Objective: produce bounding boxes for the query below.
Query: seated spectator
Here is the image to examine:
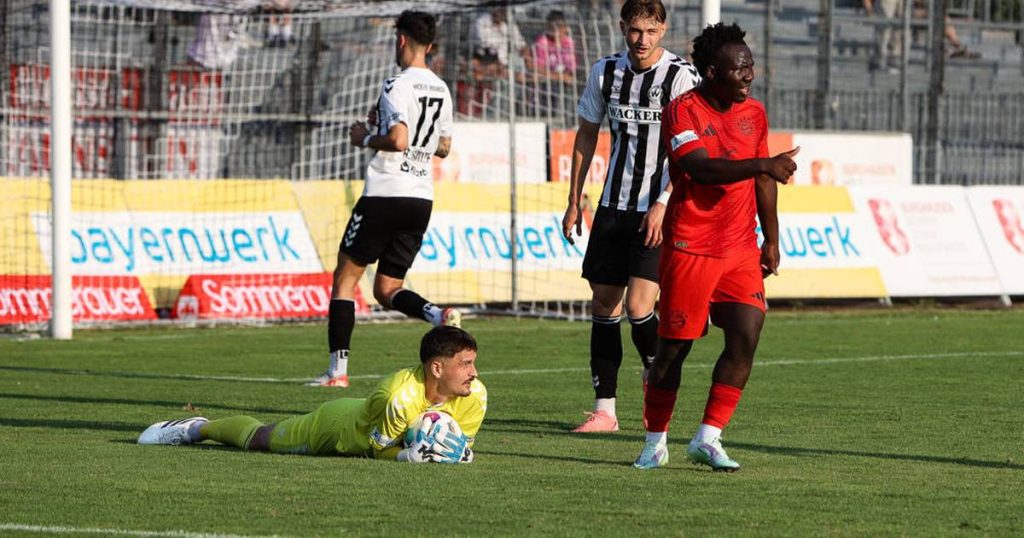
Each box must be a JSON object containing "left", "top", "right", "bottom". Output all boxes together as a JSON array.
[
  {"left": 941, "top": 18, "right": 981, "bottom": 58},
  {"left": 531, "top": 11, "right": 577, "bottom": 83},
  {"left": 864, "top": 0, "right": 979, "bottom": 71},
  {"left": 911, "top": 0, "right": 981, "bottom": 59}
]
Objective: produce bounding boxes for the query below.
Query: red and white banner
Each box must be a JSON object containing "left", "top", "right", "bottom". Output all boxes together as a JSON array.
[
  {"left": 166, "top": 70, "right": 224, "bottom": 124},
  {"left": 4, "top": 121, "right": 116, "bottom": 178},
  {"left": 162, "top": 124, "right": 223, "bottom": 178},
  {"left": 0, "top": 275, "right": 156, "bottom": 325},
  {"left": 173, "top": 273, "right": 369, "bottom": 320},
  {"left": 5, "top": 64, "right": 143, "bottom": 177},
  {"left": 849, "top": 186, "right": 1002, "bottom": 296},
  {"left": 966, "top": 186, "right": 1024, "bottom": 294},
  {"left": 8, "top": 64, "right": 142, "bottom": 116}
]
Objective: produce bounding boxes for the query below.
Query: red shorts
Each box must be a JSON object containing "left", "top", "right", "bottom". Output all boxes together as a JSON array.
[{"left": 658, "top": 246, "right": 767, "bottom": 340}]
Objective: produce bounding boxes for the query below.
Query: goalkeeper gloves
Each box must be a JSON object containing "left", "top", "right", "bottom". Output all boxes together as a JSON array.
[
  {"left": 397, "top": 426, "right": 472, "bottom": 464},
  {"left": 429, "top": 429, "right": 469, "bottom": 464}
]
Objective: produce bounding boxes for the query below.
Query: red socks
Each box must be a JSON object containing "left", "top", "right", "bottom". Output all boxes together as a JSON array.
[
  {"left": 644, "top": 383, "right": 744, "bottom": 432},
  {"left": 701, "top": 382, "right": 743, "bottom": 429},
  {"left": 642, "top": 386, "right": 678, "bottom": 432}
]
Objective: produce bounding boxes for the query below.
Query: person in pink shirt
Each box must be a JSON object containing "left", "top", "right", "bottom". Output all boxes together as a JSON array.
[{"left": 532, "top": 11, "right": 576, "bottom": 82}]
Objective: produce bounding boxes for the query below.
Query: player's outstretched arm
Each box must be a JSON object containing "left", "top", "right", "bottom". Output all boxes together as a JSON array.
[
  {"left": 755, "top": 174, "right": 781, "bottom": 277},
  {"left": 679, "top": 147, "right": 798, "bottom": 186},
  {"left": 563, "top": 118, "right": 601, "bottom": 244}
]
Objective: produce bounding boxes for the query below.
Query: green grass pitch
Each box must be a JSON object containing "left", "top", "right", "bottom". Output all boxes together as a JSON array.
[{"left": 1, "top": 309, "right": 1022, "bottom": 536}]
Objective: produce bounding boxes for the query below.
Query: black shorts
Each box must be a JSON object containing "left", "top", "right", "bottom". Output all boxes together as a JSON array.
[
  {"left": 338, "top": 196, "right": 432, "bottom": 280},
  {"left": 581, "top": 206, "right": 661, "bottom": 286}
]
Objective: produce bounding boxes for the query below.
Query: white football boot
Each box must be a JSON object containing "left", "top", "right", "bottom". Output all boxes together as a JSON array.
[
  {"left": 687, "top": 435, "right": 741, "bottom": 472},
  {"left": 137, "top": 417, "right": 208, "bottom": 445}
]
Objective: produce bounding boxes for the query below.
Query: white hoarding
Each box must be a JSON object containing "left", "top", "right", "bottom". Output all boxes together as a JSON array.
[
  {"left": 966, "top": 186, "right": 1024, "bottom": 294},
  {"left": 849, "top": 186, "right": 1002, "bottom": 296},
  {"left": 435, "top": 122, "right": 548, "bottom": 184},
  {"left": 787, "top": 131, "right": 913, "bottom": 187}
]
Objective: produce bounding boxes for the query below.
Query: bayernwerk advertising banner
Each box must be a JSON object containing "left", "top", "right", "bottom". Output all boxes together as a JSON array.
[
  {"left": 849, "top": 186, "right": 1002, "bottom": 297},
  {"left": 2, "top": 178, "right": 329, "bottom": 314},
  {"left": 763, "top": 186, "right": 887, "bottom": 299},
  {"left": 966, "top": 186, "right": 1024, "bottom": 294},
  {"left": 31, "top": 211, "right": 323, "bottom": 276}
]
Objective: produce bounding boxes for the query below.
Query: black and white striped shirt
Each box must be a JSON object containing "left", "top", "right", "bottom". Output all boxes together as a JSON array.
[{"left": 577, "top": 49, "right": 700, "bottom": 212}]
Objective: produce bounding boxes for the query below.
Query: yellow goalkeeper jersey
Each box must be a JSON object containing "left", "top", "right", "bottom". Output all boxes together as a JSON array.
[{"left": 329, "top": 364, "right": 485, "bottom": 457}]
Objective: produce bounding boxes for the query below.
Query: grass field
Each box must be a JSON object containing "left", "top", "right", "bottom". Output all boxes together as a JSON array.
[{"left": 1, "top": 309, "right": 1022, "bottom": 537}]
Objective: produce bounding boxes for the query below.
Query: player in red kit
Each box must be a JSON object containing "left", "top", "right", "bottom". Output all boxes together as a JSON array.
[{"left": 632, "top": 22, "right": 799, "bottom": 471}]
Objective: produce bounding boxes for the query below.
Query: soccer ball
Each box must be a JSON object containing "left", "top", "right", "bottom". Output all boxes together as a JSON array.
[{"left": 404, "top": 411, "right": 463, "bottom": 448}]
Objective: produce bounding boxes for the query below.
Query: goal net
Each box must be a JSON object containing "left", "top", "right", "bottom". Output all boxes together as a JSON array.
[{"left": 0, "top": 0, "right": 703, "bottom": 328}]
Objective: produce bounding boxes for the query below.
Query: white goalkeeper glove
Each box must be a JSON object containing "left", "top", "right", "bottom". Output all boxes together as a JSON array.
[
  {"left": 397, "top": 418, "right": 441, "bottom": 463},
  {"left": 397, "top": 423, "right": 473, "bottom": 464},
  {"left": 396, "top": 442, "right": 437, "bottom": 463},
  {"left": 429, "top": 429, "right": 470, "bottom": 464}
]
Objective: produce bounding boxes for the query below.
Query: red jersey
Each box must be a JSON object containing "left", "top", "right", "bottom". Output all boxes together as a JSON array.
[{"left": 660, "top": 91, "right": 769, "bottom": 257}]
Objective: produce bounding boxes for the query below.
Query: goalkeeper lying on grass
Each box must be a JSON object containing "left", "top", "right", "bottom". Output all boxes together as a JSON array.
[{"left": 138, "top": 326, "right": 486, "bottom": 463}]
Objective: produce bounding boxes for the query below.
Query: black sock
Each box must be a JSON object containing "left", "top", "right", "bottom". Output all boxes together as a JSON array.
[
  {"left": 390, "top": 289, "right": 431, "bottom": 322},
  {"left": 327, "top": 299, "right": 355, "bottom": 354},
  {"left": 629, "top": 311, "right": 659, "bottom": 370},
  {"left": 591, "top": 314, "right": 623, "bottom": 399}
]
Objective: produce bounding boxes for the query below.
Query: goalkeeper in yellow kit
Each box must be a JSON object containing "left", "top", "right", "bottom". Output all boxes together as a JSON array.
[{"left": 138, "top": 326, "right": 486, "bottom": 463}]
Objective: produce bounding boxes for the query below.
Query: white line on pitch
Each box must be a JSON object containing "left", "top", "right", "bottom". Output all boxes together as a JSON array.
[
  {"left": 0, "top": 523, "right": 282, "bottom": 538},
  {"left": 36, "top": 350, "right": 1017, "bottom": 385}
]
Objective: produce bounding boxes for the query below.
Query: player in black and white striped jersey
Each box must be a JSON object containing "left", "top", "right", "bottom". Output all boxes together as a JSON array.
[
  {"left": 307, "top": 11, "right": 458, "bottom": 389},
  {"left": 562, "top": 0, "right": 700, "bottom": 432}
]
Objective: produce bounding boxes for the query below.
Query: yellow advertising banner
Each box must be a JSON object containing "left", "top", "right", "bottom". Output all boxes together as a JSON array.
[
  {"left": 767, "top": 186, "right": 887, "bottom": 298},
  {"left": 2, "top": 177, "right": 886, "bottom": 309}
]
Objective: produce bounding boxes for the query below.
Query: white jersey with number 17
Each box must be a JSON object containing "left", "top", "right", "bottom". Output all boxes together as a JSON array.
[{"left": 365, "top": 66, "right": 453, "bottom": 201}]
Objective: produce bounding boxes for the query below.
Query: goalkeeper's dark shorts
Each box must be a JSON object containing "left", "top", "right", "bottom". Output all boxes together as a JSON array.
[{"left": 338, "top": 196, "right": 432, "bottom": 280}]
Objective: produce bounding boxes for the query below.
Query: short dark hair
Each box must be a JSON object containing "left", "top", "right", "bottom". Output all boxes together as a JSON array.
[
  {"left": 547, "top": 10, "right": 566, "bottom": 24},
  {"left": 395, "top": 10, "right": 436, "bottom": 47},
  {"left": 420, "top": 326, "right": 477, "bottom": 363},
  {"left": 621, "top": 0, "right": 667, "bottom": 25},
  {"left": 691, "top": 22, "right": 747, "bottom": 76}
]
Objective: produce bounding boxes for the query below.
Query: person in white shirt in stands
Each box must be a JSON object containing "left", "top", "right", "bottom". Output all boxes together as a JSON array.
[{"left": 470, "top": 8, "right": 531, "bottom": 80}]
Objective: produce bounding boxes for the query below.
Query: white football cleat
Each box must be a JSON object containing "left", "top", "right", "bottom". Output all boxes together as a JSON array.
[
  {"left": 138, "top": 417, "right": 208, "bottom": 445},
  {"left": 687, "top": 436, "right": 741, "bottom": 472},
  {"left": 632, "top": 440, "right": 669, "bottom": 469},
  {"left": 305, "top": 370, "right": 350, "bottom": 388}
]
